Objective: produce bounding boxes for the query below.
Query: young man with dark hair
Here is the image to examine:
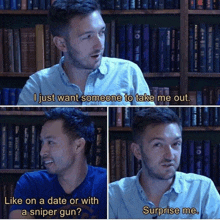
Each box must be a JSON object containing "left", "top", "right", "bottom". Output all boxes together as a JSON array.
[
  {"left": 18, "top": 0, "right": 153, "bottom": 105},
  {"left": 109, "top": 107, "right": 220, "bottom": 219},
  {"left": 10, "top": 108, "right": 107, "bottom": 219}
]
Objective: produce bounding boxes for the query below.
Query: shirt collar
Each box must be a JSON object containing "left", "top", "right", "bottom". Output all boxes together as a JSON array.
[{"left": 97, "top": 57, "right": 108, "bottom": 75}]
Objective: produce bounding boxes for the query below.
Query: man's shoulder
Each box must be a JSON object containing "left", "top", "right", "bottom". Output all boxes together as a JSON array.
[
  {"left": 109, "top": 176, "right": 136, "bottom": 193},
  {"left": 101, "top": 57, "right": 137, "bottom": 67}
]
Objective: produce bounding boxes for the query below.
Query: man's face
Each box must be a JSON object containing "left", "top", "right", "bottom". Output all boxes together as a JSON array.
[
  {"left": 139, "top": 123, "right": 182, "bottom": 180},
  {"left": 64, "top": 10, "right": 105, "bottom": 71},
  {"left": 40, "top": 119, "right": 77, "bottom": 176}
]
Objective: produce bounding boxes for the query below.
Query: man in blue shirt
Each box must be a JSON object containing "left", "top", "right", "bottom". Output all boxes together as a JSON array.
[
  {"left": 109, "top": 107, "right": 220, "bottom": 219},
  {"left": 10, "top": 108, "right": 107, "bottom": 219},
  {"left": 18, "top": 0, "right": 154, "bottom": 105}
]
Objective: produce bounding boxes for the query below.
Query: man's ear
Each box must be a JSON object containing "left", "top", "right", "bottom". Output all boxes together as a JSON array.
[
  {"left": 53, "top": 36, "right": 68, "bottom": 53},
  {"left": 131, "top": 142, "right": 142, "bottom": 161},
  {"left": 74, "top": 138, "right": 86, "bottom": 154}
]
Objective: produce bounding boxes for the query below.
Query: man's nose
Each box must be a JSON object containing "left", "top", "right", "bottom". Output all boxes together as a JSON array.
[
  {"left": 93, "top": 34, "right": 104, "bottom": 50},
  {"left": 40, "top": 142, "right": 49, "bottom": 158},
  {"left": 164, "top": 144, "right": 175, "bottom": 160}
]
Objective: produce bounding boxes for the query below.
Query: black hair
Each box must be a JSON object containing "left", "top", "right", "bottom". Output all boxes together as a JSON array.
[
  {"left": 48, "top": 0, "right": 101, "bottom": 37},
  {"left": 44, "top": 107, "right": 95, "bottom": 156},
  {"left": 132, "top": 107, "right": 182, "bottom": 144}
]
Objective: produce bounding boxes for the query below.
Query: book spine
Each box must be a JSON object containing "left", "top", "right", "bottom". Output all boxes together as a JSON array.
[
  {"left": 106, "top": 0, "right": 114, "bottom": 9},
  {"left": 202, "top": 107, "right": 209, "bottom": 126},
  {"left": 207, "top": 25, "right": 214, "bottom": 73},
  {"left": 13, "top": 29, "right": 22, "bottom": 73},
  {"left": 7, "top": 124, "right": 14, "bottom": 169},
  {"left": 170, "top": 28, "right": 176, "bottom": 72},
  {"left": 28, "top": 27, "right": 36, "bottom": 72},
  {"left": 196, "top": 0, "right": 204, "bottom": 9},
  {"left": 133, "top": 24, "right": 142, "bottom": 67},
  {"left": 1, "top": 124, "right": 7, "bottom": 169},
  {"left": 150, "top": 28, "right": 158, "bottom": 72},
  {"left": 2, "top": 88, "right": 10, "bottom": 105},
  {"left": 211, "top": 144, "right": 218, "bottom": 184},
  {"left": 0, "top": 0, "right": 4, "bottom": 9},
  {"left": 0, "top": 29, "right": 3, "bottom": 72},
  {"left": 141, "top": 0, "right": 148, "bottom": 9},
  {"left": 191, "top": 107, "right": 197, "bottom": 126},
  {"left": 206, "top": 0, "right": 213, "bottom": 9},
  {"left": 158, "top": 27, "right": 167, "bottom": 72},
  {"left": 95, "top": 127, "right": 103, "bottom": 167},
  {"left": 14, "top": 125, "right": 21, "bottom": 169},
  {"left": 154, "top": 0, "right": 159, "bottom": 9},
  {"left": 165, "top": 0, "right": 172, "bottom": 9},
  {"left": 183, "top": 107, "right": 191, "bottom": 127},
  {"left": 195, "top": 141, "right": 203, "bottom": 175},
  {"left": 121, "top": 139, "right": 127, "bottom": 178},
  {"left": 8, "top": 29, "right": 15, "bottom": 72},
  {"left": 126, "top": 24, "right": 133, "bottom": 62},
  {"left": 116, "top": 107, "right": 123, "bottom": 127},
  {"left": 189, "top": 0, "right": 196, "bottom": 9},
  {"left": 199, "top": 23, "right": 207, "bottom": 72},
  {"left": 124, "top": 107, "right": 131, "bottom": 127},
  {"left": 21, "top": 0, "right": 27, "bottom": 10},
  {"left": 20, "top": 28, "right": 29, "bottom": 72},
  {"left": 115, "top": 0, "right": 121, "bottom": 9},
  {"left": 32, "top": 0, "right": 39, "bottom": 9},
  {"left": 110, "top": 20, "right": 116, "bottom": 57},
  {"left": 136, "top": 0, "right": 141, "bottom": 9},
  {"left": 3, "top": 29, "right": 10, "bottom": 72},
  {"left": 115, "top": 139, "right": 121, "bottom": 180},
  {"left": 35, "top": 126, "right": 40, "bottom": 169},
  {"left": 194, "top": 24, "right": 198, "bottom": 72},
  {"left": 30, "top": 125, "right": 36, "bottom": 169},
  {"left": 165, "top": 28, "right": 171, "bottom": 72},
  {"left": 110, "top": 140, "right": 116, "bottom": 182},
  {"left": 11, "top": 0, "right": 17, "bottom": 9},
  {"left": 176, "top": 30, "right": 180, "bottom": 72},
  {"left": 5, "top": 0, "right": 10, "bottom": 9},
  {"left": 118, "top": 25, "right": 126, "bottom": 59},
  {"left": 39, "top": 0, "right": 46, "bottom": 9},
  {"left": 189, "top": 25, "right": 194, "bottom": 72},
  {"left": 142, "top": 24, "right": 150, "bottom": 73},
  {"left": 23, "top": 126, "right": 30, "bottom": 169},
  {"left": 129, "top": 0, "right": 135, "bottom": 9},
  {"left": 203, "top": 140, "right": 210, "bottom": 178},
  {"left": 214, "top": 24, "right": 220, "bottom": 73},
  {"left": 27, "top": 0, "right": 33, "bottom": 9},
  {"left": 36, "top": 24, "right": 45, "bottom": 71},
  {"left": 122, "top": 0, "right": 129, "bottom": 9}
]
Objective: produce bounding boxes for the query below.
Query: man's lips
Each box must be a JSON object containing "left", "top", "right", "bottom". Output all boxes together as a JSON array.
[
  {"left": 161, "top": 163, "right": 175, "bottom": 167},
  {"left": 43, "top": 159, "right": 53, "bottom": 166}
]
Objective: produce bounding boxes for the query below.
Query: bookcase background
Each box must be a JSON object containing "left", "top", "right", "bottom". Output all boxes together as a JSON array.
[
  {"left": 1, "top": 1, "right": 220, "bottom": 104},
  {"left": 0, "top": 107, "right": 107, "bottom": 219},
  {"left": 109, "top": 107, "right": 220, "bottom": 195}
]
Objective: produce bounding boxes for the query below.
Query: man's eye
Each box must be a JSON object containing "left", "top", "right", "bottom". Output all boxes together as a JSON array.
[
  {"left": 83, "top": 34, "right": 91, "bottom": 40},
  {"left": 173, "top": 142, "right": 182, "bottom": 148},
  {"left": 154, "top": 143, "right": 162, "bottom": 147},
  {"left": 48, "top": 141, "right": 55, "bottom": 145}
]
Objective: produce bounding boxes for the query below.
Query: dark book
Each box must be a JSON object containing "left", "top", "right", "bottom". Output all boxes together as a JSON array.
[
  {"left": 30, "top": 125, "right": 37, "bottom": 169},
  {"left": 211, "top": 144, "right": 218, "bottom": 184},
  {"left": 110, "top": 140, "right": 116, "bottom": 182},
  {"left": 148, "top": 0, "right": 153, "bottom": 8},
  {"left": 36, "top": 24, "right": 45, "bottom": 70},
  {"left": 202, "top": 86, "right": 209, "bottom": 105},
  {"left": 213, "top": 107, "right": 218, "bottom": 126},
  {"left": 130, "top": 0, "right": 135, "bottom": 9},
  {"left": 17, "top": 0, "right": 21, "bottom": 9},
  {"left": 106, "top": 0, "right": 114, "bottom": 9},
  {"left": 116, "top": 107, "right": 123, "bottom": 127},
  {"left": 2, "top": 88, "right": 10, "bottom": 105},
  {"left": 191, "top": 107, "right": 197, "bottom": 126},
  {"left": 4, "top": 0, "right": 10, "bottom": 9},
  {"left": 189, "top": 24, "right": 194, "bottom": 72},
  {"left": 141, "top": 0, "right": 148, "bottom": 9},
  {"left": 154, "top": 0, "right": 159, "bottom": 9},
  {"left": 165, "top": 0, "right": 173, "bottom": 9},
  {"left": 39, "top": 0, "right": 46, "bottom": 9},
  {"left": 115, "top": 0, "right": 121, "bottom": 9},
  {"left": 213, "top": 0, "right": 217, "bottom": 8},
  {"left": 207, "top": 25, "right": 214, "bottom": 73},
  {"left": 196, "top": 0, "right": 204, "bottom": 9},
  {"left": 170, "top": 28, "right": 176, "bottom": 72},
  {"left": 45, "top": 0, "right": 50, "bottom": 9},
  {"left": 203, "top": 140, "right": 210, "bottom": 178},
  {"left": 115, "top": 139, "right": 121, "bottom": 180},
  {"left": 9, "top": 88, "right": 16, "bottom": 105},
  {"left": 196, "top": 91, "right": 202, "bottom": 105},
  {"left": 3, "top": 29, "right": 10, "bottom": 72},
  {"left": 197, "top": 107, "right": 202, "bottom": 126},
  {"left": 174, "top": 0, "right": 180, "bottom": 8},
  {"left": 206, "top": 0, "right": 213, "bottom": 9},
  {"left": 14, "top": 125, "right": 21, "bottom": 169},
  {"left": 0, "top": 0, "right": 4, "bottom": 9},
  {"left": 110, "top": 20, "right": 116, "bottom": 57},
  {"left": 21, "top": 0, "right": 27, "bottom": 10},
  {"left": 23, "top": 126, "right": 30, "bottom": 169},
  {"left": 33, "top": 0, "right": 39, "bottom": 9},
  {"left": 136, "top": 0, "right": 141, "bottom": 9},
  {"left": 20, "top": 28, "right": 30, "bottom": 72},
  {"left": 133, "top": 24, "right": 142, "bottom": 67},
  {"left": 188, "top": 140, "right": 195, "bottom": 173},
  {"left": 150, "top": 28, "right": 158, "bottom": 72},
  {"left": 158, "top": 27, "right": 167, "bottom": 72},
  {"left": 176, "top": 30, "right": 180, "bottom": 71},
  {"left": 95, "top": 127, "right": 103, "bottom": 167},
  {"left": 35, "top": 126, "right": 41, "bottom": 169},
  {"left": 8, "top": 29, "right": 15, "bottom": 72},
  {"left": 121, "top": 139, "right": 127, "bottom": 177},
  {"left": 11, "top": 0, "right": 17, "bottom": 9},
  {"left": 202, "top": 107, "right": 209, "bottom": 127},
  {"left": 214, "top": 24, "right": 220, "bottom": 73},
  {"left": 199, "top": 23, "right": 207, "bottom": 72},
  {"left": 118, "top": 25, "right": 126, "bottom": 59},
  {"left": 0, "top": 29, "right": 3, "bottom": 72},
  {"left": 13, "top": 29, "right": 22, "bottom": 73},
  {"left": 195, "top": 141, "right": 203, "bottom": 175},
  {"left": 183, "top": 107, "right": 191, "bottom": 127},
  {"left": 165, "top": 28, "right": 171, "bottom": 72},
  {"left": 1, "top": 124, "right": 7, "bottom": 169},
  {"left": 126, "top": 24, "right": 133, "bottom": 62},
  {"left": 7, "top": 124, "right": 14, "bottom": 169},
  {"left": 189, "top": 0, "right": 196, "bottom": 9},
  {"left": 142, "top": 24, "right": 150, "bottom": 73},
  {"left": 27, "top": 27, "right": 36, "bottom": 72},
  {"left": 127, "top": 140, "right": 134, "bottom": 177},
  {"left": 27, "top": 0, "right": 33, "bottom": 9},
  {"left": 194, "top": 24, "right": 199, "bottom": 72},
  {"left": 124, "top": 107, "right": 131, "bottom": 127},
  {"left": 122, "top": 0, "right": 129, "bottom": 9}
]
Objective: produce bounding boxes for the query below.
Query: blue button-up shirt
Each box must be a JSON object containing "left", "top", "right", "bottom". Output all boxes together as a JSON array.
[
  {"left": 109, "top": 171, "right": 220, "bottom": 219},
  {"left": 18, "top": 57, "right": 154, "bottom": 105}
]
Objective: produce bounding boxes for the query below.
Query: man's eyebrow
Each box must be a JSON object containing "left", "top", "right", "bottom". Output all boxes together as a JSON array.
[
  {"left": 40, "top": 135, "right": 55, "bottom": 140},
  {"left": 148, "top": 136, "right": 182, "bottom": 143},
  {"left": 78, "top": 26, "right": 106, "bottom": 37}
]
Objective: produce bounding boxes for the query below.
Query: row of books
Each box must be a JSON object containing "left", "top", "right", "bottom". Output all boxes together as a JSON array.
[
  {"left": 0, "top": 124, "right": 106, "bottom": 169},
  {"left": 0, "top": 26, "right": 61, "bottom": 73},
  {"left": 181, "top": 139, "right": 220, "bottom": 185},
  {"left": 0, "top": 88, "right": 21, "bottom": 105},
  {"left": 100, "top": 0, "right": 180, "bottom": 10},
  {"left": 109, "top": 138, "right": 220, "bottom": 186},
  {"left": 109, "top": 107, "right": 220, "bottom": 127},
  {"left": 189, "top": 24, "right": 220, "bottom": 73},
  {"left": 0, "top": 0, "right": 54, "bottom": 10},
  {"left": 0, "top": 184, "right": 15, "bottom": 219},
  {"left": 105, "top": 21, "right": 180, "bottom": 73},
  {"left": 189, "top": 0, "right": 220, "bottom": 10}
]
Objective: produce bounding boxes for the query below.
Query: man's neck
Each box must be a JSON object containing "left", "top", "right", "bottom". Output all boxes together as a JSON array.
[
  {"left": 140, "top": 171, "right": 175, "bottom": 207},
  {"left": 63, "top": 59, "right": 92, "bottom": 93},
  {"left": 58, "top": 160, "right": 88, "bottom": 194}
]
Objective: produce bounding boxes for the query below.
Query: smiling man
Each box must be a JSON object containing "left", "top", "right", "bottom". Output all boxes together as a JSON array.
[
  {"left": 9, "top": 108, "right": 107, "bottom": 219},
  {"left": 109, "top": 107, "right": 220, "bottom": 219},
  {"left": 18, "top": 0, "right": 153, "bottom": 105}
]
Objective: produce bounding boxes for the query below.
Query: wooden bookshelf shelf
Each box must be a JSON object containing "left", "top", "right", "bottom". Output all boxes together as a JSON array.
[
  {"left": 0, "top": 169, "right": 42, "bottom": 173},
  {"left": 188, "top": 72, "right": 220, "bottom": 77},
  {"left": 0, "top": 72, "right": 32, "bottom": 77},
  {"left": 110, "top": 126, "right": 220, "bottom": 132},
  {"left": 144, "top": 72, "right": 180, "bottom": 77},
  {"left": 189, "top": 10, "right": 220, "bottom": 15},
  {"left": 0, "top": 10, "right": 48, "bottom": 15},
  {"left": 0, "top": 110, "right": 107, "bottom": 117}
]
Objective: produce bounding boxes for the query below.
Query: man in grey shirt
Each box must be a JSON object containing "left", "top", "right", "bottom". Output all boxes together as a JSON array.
[{"left": 18, "top": 0, "right": 154, "bottom": 105}]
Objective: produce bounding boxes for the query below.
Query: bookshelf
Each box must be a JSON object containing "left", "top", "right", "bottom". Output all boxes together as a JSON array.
[
  {"left": 109, "top": 107, "right": 220, "bottom": 195},
  {"left": 1, "top": 0, "right": 220, "bottom": 104},
  {"left": 0, "top": 107, "right": 107, "bottom": 219}
]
